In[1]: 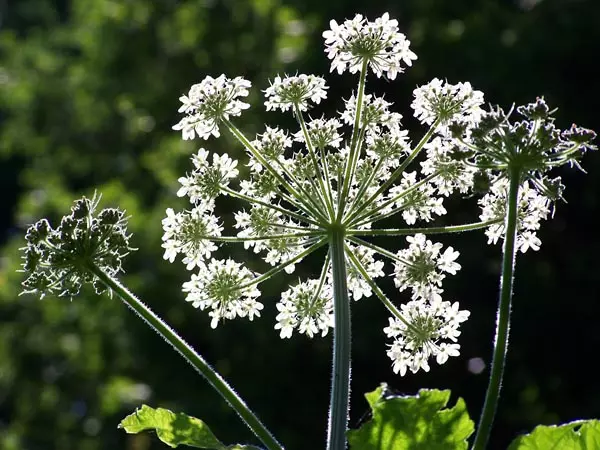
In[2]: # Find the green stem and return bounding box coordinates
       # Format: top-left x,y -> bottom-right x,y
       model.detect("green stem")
337,60 -> 369,221
348,219 -> 502,237
342,119 -> 440,226
192,231 -> 322,243
88,264 -> 284,450
471,169 -> 521,450
221,186 -> 321,227
294,105 -> 336,220
326,228 -> 351,450
237,238 -> 326,289
344,244 -> 413,331
348,171 -> 440,228
225,119 -> 329,223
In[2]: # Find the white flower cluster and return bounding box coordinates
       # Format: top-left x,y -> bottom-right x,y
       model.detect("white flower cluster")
176,148 -> 239,206
383,234 -> 466,375
342,245 -> 385,300
388,172 -> 446,225
161,207 -> 222,270
420,137 -> 476,196
264,75 -> 328,112
412,78 -> 484,129
479,180 -> 551,252
275,279 -> 334,338
323,13 -> 417,79
393,234 -> 461,299
173,75 -> 251,140
234,207 -> 309,274
182,259 -> 263,329
384,296 -> 470,376
166,12 -> 483,375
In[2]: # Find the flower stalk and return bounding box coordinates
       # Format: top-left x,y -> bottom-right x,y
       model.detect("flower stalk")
88,263 -> 284,450
327,227 -> 352,450
471,168 -> 521,450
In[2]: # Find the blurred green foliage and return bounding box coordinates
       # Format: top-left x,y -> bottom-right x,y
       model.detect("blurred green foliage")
1,1 -> 599,449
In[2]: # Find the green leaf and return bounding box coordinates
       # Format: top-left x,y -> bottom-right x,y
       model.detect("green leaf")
508,419 -> 600,449
347,384 -> 474,450
118,405 -> 262,449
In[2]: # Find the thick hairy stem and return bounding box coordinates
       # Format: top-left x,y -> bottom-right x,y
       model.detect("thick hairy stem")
89,265 -> 284,450
472,170 -> 521,450
326,229 -> 352,450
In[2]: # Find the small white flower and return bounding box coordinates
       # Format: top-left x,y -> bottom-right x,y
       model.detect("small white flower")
479,179 -> 550,252
388,172 -> 446,225
275,279 -> 334,338
323,13 -> 417,79
294,118 -> 343,149
177,149 -> 239,205
393,234 -> 461,299
161,206 -> 222,270
420,137 -> 476,196
384,297 -> 469,375
234,206 -> 309,273
435,343 -> 460,364
342,244 -> 384,300
264,74 -> 328,112
341,93 -> 400,132
173,75 -> 251,140
182,259 -> 263,328
411,78 -> 484,129
249,127 -> 292,173
365,128 -> 411,169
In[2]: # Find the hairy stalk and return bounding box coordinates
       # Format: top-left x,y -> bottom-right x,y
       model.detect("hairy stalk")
326,228 -> 351,450
472,169 -> 521,450
348,219 -> 503,237
225,119 -> 329,222
88,264 -> 284,450
220,186 -> 322,227
342,118 -> 440,225
344,244 -> 412,331
337,60 -> 369,221
295,105 -> 336,219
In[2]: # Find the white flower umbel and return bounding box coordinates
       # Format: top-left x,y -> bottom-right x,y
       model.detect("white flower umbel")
177,148 -> 239,205
264,74 -> 328,112
165,13 -> 500,450
166,14 -> 482,362
420,137 -> 476,196
323,13 -> 417,79
455,98 -> 596,450
383,296 -> 470,376
341,93 -> 402,132
412,78 -> 484,129
275,278 -> 334,338
393,234 -> 460,299
479,179 -> 550,252
161,207 -> 223,270
173,75 -> 251,140
448,97 -> 596,255
294,118 -> 343,149
183,259 -> 263,329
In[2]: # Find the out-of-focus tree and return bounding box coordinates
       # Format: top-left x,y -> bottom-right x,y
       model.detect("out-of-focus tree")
0,1 -> 317,448
1,0 -> 599,449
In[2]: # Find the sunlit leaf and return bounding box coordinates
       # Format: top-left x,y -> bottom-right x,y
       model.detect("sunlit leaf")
119,405 -> 261,449
347,384 -> 474,450
508,419 -> 600,449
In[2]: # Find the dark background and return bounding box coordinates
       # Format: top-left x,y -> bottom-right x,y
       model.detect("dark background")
1,0 -> 599,449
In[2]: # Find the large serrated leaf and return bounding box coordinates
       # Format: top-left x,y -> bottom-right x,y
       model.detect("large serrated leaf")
347,384 -> 474,450
508,419 -> 600,449
119,405 -> 261,449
